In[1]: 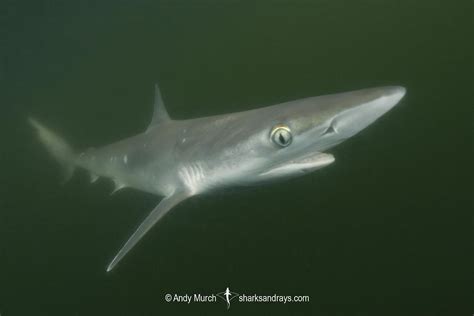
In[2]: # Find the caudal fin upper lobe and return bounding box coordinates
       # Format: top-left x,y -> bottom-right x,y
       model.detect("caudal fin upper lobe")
28,117 -> 76,183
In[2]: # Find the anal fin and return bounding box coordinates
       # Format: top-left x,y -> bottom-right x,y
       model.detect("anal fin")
110,179 -> 127,195
106,190 -> 190,272
90,173 -> 99,183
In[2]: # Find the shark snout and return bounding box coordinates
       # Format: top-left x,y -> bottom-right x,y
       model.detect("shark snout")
330,86 -> 406,138
367,85 -> 406,119
380,86 -> 406,110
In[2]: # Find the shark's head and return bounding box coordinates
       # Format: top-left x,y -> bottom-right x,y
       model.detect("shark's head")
275,85 -> 406,151
209,86 -> 406,185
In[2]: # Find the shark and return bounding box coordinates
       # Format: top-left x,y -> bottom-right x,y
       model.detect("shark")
216,287 -> 239,309
29,84 -> 406,271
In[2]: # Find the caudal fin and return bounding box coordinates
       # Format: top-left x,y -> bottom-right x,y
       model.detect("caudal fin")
28,117 -> 76,183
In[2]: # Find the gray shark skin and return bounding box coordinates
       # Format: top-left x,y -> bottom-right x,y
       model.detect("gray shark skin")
29,85 -> 406,271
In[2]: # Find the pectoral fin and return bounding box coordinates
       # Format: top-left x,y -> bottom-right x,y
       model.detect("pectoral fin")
106,191 -> 189,272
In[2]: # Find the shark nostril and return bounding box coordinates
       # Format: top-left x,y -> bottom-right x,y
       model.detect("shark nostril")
322,125 -> 336,136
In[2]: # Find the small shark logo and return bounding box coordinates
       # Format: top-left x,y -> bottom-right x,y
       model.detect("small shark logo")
216,287 -> 239,309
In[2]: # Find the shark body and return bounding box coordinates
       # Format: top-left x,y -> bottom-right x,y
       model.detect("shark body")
30,85 -> 406,271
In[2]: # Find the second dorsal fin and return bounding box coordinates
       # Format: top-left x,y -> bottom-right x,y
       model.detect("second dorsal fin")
147,84 -> 170,130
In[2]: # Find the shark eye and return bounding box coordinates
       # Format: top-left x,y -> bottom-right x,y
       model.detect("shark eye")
270,125 -> 293,147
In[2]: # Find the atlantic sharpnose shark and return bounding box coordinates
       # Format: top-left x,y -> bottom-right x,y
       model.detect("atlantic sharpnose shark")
29,85 -> 406,271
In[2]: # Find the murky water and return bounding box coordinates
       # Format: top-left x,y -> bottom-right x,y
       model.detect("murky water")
1,1 -> 471,315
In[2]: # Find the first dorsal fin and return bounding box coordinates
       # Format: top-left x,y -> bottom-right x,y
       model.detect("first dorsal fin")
147,84 -> 170,131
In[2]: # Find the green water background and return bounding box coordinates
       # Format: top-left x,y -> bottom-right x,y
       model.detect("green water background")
1,1 -> 471,315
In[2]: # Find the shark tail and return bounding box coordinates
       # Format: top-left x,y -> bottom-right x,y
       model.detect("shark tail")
28,117 -> 76,183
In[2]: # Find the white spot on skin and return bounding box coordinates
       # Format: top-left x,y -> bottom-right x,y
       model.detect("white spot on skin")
123,155 -> 128,164
181,137 -> 186,143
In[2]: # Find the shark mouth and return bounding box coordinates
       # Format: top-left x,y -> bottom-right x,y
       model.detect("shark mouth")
259,152 -> 335,178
